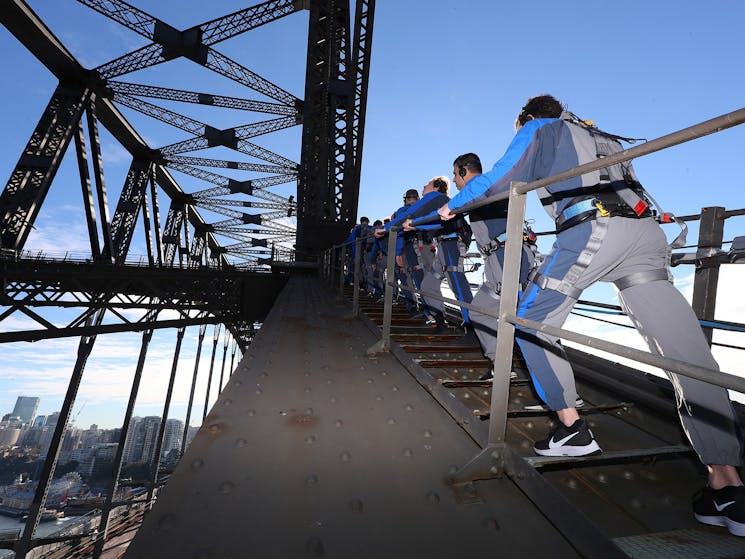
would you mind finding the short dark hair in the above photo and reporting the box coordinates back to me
[432,177,449,193]
[516,94,563,127]
[373,219,382,226]
[360,216,370,223]
[453,153,482,175]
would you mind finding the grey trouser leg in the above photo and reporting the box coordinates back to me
[517,216,742,466]
[471,245,537,361]
[421,249,445,315]
[471,252,503,360]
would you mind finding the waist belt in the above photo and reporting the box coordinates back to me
[556,196,653,232]
[477,233,507,256]
[438,232,459,240]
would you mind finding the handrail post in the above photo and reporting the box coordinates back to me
[692,206,725,346]
[487,183,528,451]
[368,228,398,354]
[338,244,346,300]
[352,237,362,316]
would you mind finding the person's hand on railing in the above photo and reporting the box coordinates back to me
[402,218,415,231]
[373,227,386,238]
[438,203,456,220]
[395,255,404,268]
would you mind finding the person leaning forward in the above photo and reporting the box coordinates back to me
[438,93,745,537]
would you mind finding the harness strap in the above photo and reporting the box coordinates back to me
[613,268,670,291]
[482,280,502,298]
[531,217,610,299]
[477,233,507,256]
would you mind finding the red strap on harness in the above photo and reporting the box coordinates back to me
[633,200,649,216]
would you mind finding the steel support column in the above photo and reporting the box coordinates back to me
[182,324,207,456]
[13,308,106,559]
[0,84,91,251]
[92,327,154,559]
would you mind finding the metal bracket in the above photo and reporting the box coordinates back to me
[448,443,507,484]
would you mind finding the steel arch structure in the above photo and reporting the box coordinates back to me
[0,1,375,556]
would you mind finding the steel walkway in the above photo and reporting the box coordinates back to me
[124,276,745,558]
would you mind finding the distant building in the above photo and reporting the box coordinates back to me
[11,396,39,423]
[0,427,22,449]
[162,419,184,459]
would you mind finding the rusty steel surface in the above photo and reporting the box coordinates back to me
[123,276,584,558]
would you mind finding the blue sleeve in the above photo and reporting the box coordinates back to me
[404,192,448,220]
[448,118,554,211]
[411,208,442,227]
[415,222,444,232]
[385,205,411,230]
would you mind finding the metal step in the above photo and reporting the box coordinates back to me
[613,527,745,558]
[524,444,694,469]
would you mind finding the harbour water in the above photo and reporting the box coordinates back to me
[0,511,84,539]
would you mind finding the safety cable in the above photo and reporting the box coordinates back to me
[570,311,745,352]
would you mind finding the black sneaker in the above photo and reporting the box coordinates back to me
[693,485,745,537]
[533,418,601,457]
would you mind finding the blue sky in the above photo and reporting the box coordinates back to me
[1,0,744,428]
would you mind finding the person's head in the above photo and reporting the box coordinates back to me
[360,216,370,224]
[422,176,450,196]
[514,94,563,131]
[403,189,419,205]
[373,219,382,227]
[452,153,482,190]
[383,217,391,224]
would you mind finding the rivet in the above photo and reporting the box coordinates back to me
[387,417,397,425]
[334,419,343,427]
[305,474,319,487]
[423,429,433,438]
[247,409,256,416]
[402,448,413,457]
[191,458,205,471]
[405,404,414,412]
[305,536,325,556]
[329,396,338,404]
[392,385,399,392]
[484,518,500,531]
[425,491,440,504]
[340,450,352,462]
[218,480,236,494]
[305,435,317,445]
[223,399,233,406]
[157,513,176,533]
[235,438,247,448]
[348,498,364,513]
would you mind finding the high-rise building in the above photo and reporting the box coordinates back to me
[162,419,184,459]
[11,396,40,423]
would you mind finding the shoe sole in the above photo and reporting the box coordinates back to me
[695,514,745,537]
[533,440,602,457]
[524,399,584,412]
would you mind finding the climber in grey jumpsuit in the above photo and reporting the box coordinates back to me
[437,94,745,536]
